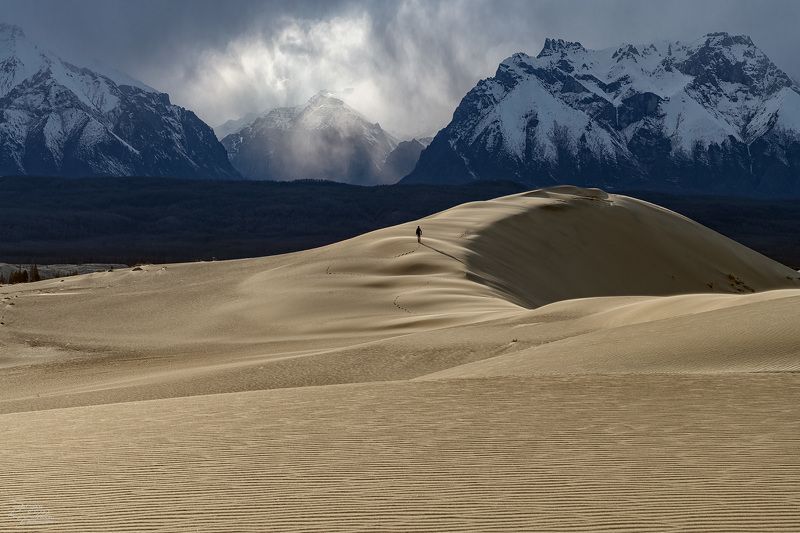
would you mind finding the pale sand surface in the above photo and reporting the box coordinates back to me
[2,376,799,532]
[1,186,799,530]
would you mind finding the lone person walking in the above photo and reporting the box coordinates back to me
[416,225,423,244]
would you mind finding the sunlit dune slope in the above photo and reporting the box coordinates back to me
[0,186,798,412]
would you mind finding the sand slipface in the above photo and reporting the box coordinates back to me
[1,186,799,531]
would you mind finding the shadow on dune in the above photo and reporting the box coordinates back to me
[461,187,798,309]
[421,242,467,267]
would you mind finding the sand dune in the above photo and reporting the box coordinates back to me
[1,186,799,530]
[422,289,800,379]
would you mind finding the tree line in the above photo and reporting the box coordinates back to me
[0,265,41,284]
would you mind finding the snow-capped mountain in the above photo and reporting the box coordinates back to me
[0,24,238,179]
[405,32,800,195]
[221,91,406,184]
[214,111,264,140]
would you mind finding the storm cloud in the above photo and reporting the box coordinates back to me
[5,0,800,138]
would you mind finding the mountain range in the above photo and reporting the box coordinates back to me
[405,32,800,195]
[3,25,800,196]
[221,92,423,185]
[0,23,237,179]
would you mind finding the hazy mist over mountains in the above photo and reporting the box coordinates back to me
[220,92,426,184]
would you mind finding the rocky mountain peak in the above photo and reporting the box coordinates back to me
[306,90,344,107]
[537,38,586,58]
[677,32,795,97]
[702,31,755,48]
[612,44,641,62]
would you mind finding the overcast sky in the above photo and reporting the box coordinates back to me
[4,0,800,138]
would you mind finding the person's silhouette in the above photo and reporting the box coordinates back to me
[416,225,422,244]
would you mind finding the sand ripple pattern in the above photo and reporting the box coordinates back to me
[1,374,799,532]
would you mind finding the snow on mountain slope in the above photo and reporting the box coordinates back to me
[222,91,404,184]
[214,111,263,140]
[406,32,800,195]
[0,24,238,179]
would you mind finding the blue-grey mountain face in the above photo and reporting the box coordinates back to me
[381,138,426,182]
[405,33,800,195]
[222,92,406,185]
[0,24,238,179]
